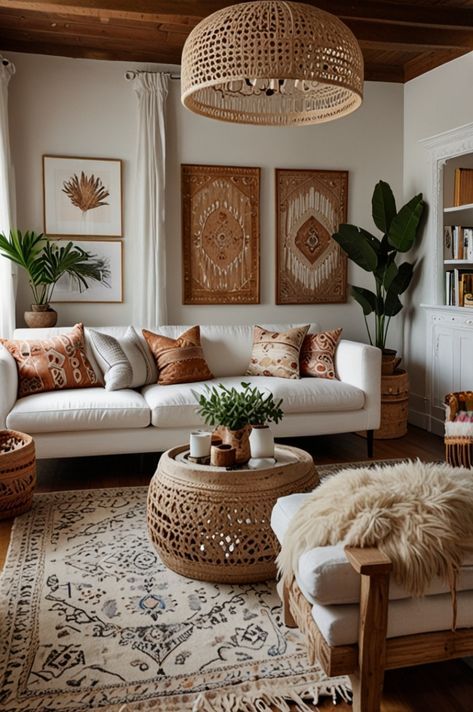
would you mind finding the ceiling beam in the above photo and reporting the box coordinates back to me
[2,1,473,31]
[350,20,473,52]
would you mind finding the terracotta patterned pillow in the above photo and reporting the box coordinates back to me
[300,328,343,379]
[142,325,213,385]
[0,323,101,398]
[246,325,309,379]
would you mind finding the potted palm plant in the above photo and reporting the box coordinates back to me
[0,230,110,327]
[194,382,284,464]
[332,180,425,374]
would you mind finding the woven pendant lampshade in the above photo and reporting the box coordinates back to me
[181,1,364,126]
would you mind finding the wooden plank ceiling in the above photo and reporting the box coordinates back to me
[0,0,473,82]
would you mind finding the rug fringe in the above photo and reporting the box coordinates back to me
[191,680,352,711]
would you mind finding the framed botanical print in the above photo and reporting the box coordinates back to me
[51,239,123,303]
[43,156,123,237]
[276,168,348,304]
[182,164,260,304]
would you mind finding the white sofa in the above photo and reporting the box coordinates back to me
[0,324,381,460]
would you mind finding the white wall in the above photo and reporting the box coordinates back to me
[403,51,473,427]
[8,51,404,344]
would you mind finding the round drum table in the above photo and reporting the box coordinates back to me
[147,444,318,583]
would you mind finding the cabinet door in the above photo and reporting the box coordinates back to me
[432,325,455,429]
[457,328,473,390]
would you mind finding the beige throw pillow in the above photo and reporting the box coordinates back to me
[300,328,342,379]
[87,327,157,391]
[246,325,309,379]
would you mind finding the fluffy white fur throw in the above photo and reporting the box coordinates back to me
[277,460,473,596]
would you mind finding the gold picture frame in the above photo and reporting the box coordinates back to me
[276,168,348,304]
[43,155,123,237]
[182,164,260,304]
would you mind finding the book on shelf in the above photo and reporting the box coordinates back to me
[445,269,473,307]
[449,226,473,260]
[454,167,473,206]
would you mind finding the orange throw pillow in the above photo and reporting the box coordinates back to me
[0,323,101,398]
[143,325,213,385]
[300,328,343,379]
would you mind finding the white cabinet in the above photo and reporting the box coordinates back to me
[425,306,473,434]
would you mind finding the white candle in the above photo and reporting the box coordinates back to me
[189,430,212,458]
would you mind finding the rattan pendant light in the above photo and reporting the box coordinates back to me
[181,0,364,126]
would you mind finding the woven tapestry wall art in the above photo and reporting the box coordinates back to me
[276,169,348,304]
[182,164,260,304]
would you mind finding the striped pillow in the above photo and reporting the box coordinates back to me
[300,328,342,379]
[143,325,213,385]
[246,325,309,379]
[87,327,157,390]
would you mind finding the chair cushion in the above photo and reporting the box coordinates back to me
[1,323,101,398]
[246,325,309,379]
[300,329,343,379]
[312,590,473,646]
[143,325,213,385]
[143,376,365,428]
[6,388,150,432]
[272,493,473,604]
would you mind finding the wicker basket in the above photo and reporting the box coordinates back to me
[0,430,36,520]
[445,391,473,468]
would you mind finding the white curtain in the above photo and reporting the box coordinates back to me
[130,71,169,326]
[0,56,16,338]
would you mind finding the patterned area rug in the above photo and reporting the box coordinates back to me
[0,470,358,711]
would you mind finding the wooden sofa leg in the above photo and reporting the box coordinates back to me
[367,429,374,458]
[345,549,391,712]
[277,578,297,628]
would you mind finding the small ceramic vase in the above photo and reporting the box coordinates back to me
[249,424,275,459]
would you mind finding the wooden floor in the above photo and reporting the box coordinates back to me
[1,425,472,711]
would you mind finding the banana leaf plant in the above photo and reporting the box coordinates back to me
[0,229,110,306]
[332,181,425,351]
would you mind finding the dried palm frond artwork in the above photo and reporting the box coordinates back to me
[62,172,110,213]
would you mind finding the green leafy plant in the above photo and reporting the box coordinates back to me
[193,382,284,431]
[332,181,425,350]
[0,229,110,306]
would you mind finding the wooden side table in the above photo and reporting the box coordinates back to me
[147,444,318,583]
[0,430,36,520]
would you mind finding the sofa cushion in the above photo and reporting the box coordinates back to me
[246,325,309,379]
[1,323,101,398]
[312,590,473,646]
[143,326,213,385]
[300,329,343,379]
[271,494,473,604]
[87,326,157,390]
[142,376,365,428]
[6,388,150,433]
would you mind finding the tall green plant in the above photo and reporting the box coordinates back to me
[0,229,110,305]
[332,181,425,350]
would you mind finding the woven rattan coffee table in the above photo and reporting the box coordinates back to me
[147,444,318,583]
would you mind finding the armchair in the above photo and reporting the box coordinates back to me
[272,497,473,712]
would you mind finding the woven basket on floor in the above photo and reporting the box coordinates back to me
[444,392,473,468]
[0,430,36,519]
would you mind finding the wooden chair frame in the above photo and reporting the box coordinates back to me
[280,547,473,712]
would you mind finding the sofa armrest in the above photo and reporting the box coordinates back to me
[0,345,17,428]
[335,340,381,429]
[345,547,392,576]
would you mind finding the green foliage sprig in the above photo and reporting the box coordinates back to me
[193,382,284,431]
[332,181,425,350]
[0,229,110,305]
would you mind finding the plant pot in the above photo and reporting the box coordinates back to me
[218,424,252,465]
[249,424,275,459]
[381,349,402,375]
[24,304,58,328]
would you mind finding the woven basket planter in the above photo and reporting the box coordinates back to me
[445,391,473,468]
[0,430,36,520]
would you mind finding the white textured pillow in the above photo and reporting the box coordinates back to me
[87,327,157,390]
